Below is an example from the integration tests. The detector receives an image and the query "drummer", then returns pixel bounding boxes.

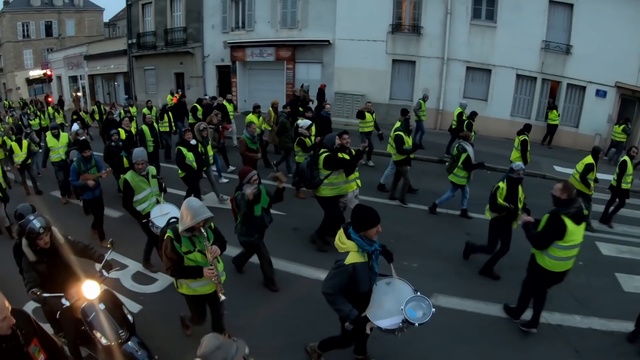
[120,147,167,273]
[306,204,394,360]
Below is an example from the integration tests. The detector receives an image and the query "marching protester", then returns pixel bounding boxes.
[272,104,294,176]
[387,108,420,207]
[9,130,44,196]
[568,146,603,233]
[540,104,560,148]
[176,128,204,200]
[138,114,162,174]
[510,123,532,166]
[265,100,280,155]
[103,129,132,194]
[142,100,158,124]
[118,116,137,155]
[356,101,383,167]
[245,103,273,168]
[222,94,238,147]
[194,122,230,203]
[158,104,174,162]
[163,197,230,337]
[463,162,530,280]
[503,180,586,333]
[599,146,638,228]
[206,110,235,177]
[101,111,120,144]
[413,94,429,147]
[189,97,205,130]
[90,100,107,144]
[315,102,333,140]
[41,123,72,204]
[445,100,467,156]
[463,111,478,144]
[0,160,12,239]
[238,122,262,170]
[231,167,285,293]
[428,131,485,218]
[120,147,167,273]
[306,204,394,360]
[292,119,317,199]
[604,117,631,164]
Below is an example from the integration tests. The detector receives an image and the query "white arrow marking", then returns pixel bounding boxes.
[552,165,614,181]
[165,187,287,215]
[49,190,125,218]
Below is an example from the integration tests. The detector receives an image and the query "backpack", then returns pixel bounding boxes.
[297,149,332,190]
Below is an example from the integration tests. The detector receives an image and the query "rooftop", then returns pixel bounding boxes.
[1,0,103,12]
[108,6,126,22]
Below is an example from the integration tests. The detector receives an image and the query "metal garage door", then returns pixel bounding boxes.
[247,62,285,110]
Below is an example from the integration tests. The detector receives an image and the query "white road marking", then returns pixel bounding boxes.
[591,203,640,219]
[429,293,633,333]
[590,222,640,238]
[595,242,640,261]
[615,274,640,294]
[553,166,614,181]
[165,187,287,215]
[592,192,640,206]
[49,190,125,218]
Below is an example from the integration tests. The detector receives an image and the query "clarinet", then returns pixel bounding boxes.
[201,228,226,302]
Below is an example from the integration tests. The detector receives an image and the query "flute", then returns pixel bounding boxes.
[201,228,226,302]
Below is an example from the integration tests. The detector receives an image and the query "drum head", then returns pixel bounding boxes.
[366,277,416,330]
[402,294,434,325]
[150,203,180,234]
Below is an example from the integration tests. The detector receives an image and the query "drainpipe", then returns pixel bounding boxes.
[126,0,136,104]
[201,5,207,96]
[435,0,452,130]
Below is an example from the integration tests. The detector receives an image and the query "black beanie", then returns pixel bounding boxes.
[400,108,410,117]
[351,204,381,233]
[77,139,92,153]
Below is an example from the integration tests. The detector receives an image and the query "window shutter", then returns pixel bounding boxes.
[221,0,229,33]
[17,23,23,40]
[40,21,45,38]
[246,0,255,31]
[290,0,298,28]
[53,20,58,37]
[280,0,290,28]
[30,22,36,39]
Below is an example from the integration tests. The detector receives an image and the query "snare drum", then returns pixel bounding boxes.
[365,277,435,330]
[149,203,180,235]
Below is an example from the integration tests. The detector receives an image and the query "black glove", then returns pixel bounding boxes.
[380,244,394,264]
[102,260,114,272]
[377,132,384,142]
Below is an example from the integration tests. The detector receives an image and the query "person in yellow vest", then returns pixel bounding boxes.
[194,122,230,203]
[158,104,174,161]
[604,117,631,165]
[462,111,478,144]
[568,146,602,233]
[120,148,167,273]
[3,98,14,112]
[0,161,12,239]
[163,197,230,336]
[103,129,131,194]
[138,114,162,174]
[47,104,67,132]
[166,89,176,108]
[38,105,50,134]
[41,123,72,204]
[503,180,586,333]
[412,93,429,148]
[355,101,383,167]
[311,131,366,252]
[599,146,638,228]
[245,103,273,169]
[510,123,532,166]
[9,132,43,196]
[0,129,11,188]
[463,163,531,280]
[446,100,467,156]
[428,132,485,218]
[6,109,18,126]
[541,104,560,148]
[189,98,205,130]
[387,108,420,207]
[266,100,281,154]
[292,118,318,199]
[272,104,294,175]
[222,94,238,146]
[90,100,107,144]
[141,99,156,125]
[176,128,204,200]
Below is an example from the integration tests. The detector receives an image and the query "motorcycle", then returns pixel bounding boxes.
[39,240,158,359]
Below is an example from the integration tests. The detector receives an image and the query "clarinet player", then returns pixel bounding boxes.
[162,197,232,338]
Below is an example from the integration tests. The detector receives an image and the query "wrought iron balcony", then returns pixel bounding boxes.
[390,23,423,35]
[164,27,187,47]
[542,40,572,55]
[136,31,157,50]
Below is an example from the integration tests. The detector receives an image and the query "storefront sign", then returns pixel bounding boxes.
[246,47,275,61]
[65,55,85,71]
[230,46,297,101]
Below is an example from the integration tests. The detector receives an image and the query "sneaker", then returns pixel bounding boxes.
[218,195,230,203]
[518,320,538,333]
[397,199,409,208]
[212,165,217,171]
[376,183,389,193]
[305,343,324,360]
[502,303,520,322]
[359,160,366,165]
[366,160,374,167]
[219,177,229,184]
[227,166,237,172]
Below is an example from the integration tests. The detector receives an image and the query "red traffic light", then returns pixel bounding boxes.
[45,69,52,76]
[45,95,53,104]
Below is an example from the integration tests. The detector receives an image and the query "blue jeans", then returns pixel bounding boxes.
[214,154,224,177]
[414,120,425,144]
[435,184,470,209]
[160,132,172,160]
[176,121,185,139]
[379,158,396,185]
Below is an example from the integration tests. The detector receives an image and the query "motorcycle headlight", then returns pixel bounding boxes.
[81,280,101,300]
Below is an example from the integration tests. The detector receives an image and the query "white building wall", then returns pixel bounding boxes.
[48,44,89,108]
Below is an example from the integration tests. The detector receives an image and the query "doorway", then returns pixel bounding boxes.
[174,72,185,95]
[536,79,562,122]
[619,96,640,146]
[216,65,231,97]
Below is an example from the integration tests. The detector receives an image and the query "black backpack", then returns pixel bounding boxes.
[296,149,332,190]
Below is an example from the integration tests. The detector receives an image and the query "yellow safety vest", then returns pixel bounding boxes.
[11,140,30,165]
[387,121,414,161]
[415,99,426,121]
[359,112,375,133]
[510,134,530,163]
[166,94,174,107]
[158,112,172,132]
[119,167,160,215]
[176,146,197,177]
[0,166,6,194]
[532,214,585,272]
[453,107,466,129]
[28,117,41,130]
[224,101,235,120]
[464,119,475,142]
[91,105,106,121]
[345,149,361,192]
[141,123,159,152]
[611,124,628,142]
[569,155,596,195]
[45,132,70,163]
[448,146,470,186]
[39,112,50,128]
[49,109,64,125]
[245,113,263,130]
[167,224,226,295]
[142,107,157,122]
[611,155,633,190]
[314,149,356,197]
[484,180,525,228]
[547,110,559,125]
[189,104,203,124]
[294,137,313,163]
[199,142,215,167]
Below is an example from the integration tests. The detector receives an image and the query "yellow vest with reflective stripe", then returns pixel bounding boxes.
[120,167,160,215]
[199,142,215,166]
[224,101,235,120]
[45,132,69,162]
[484,180,525,228]
[142,107,157,122]
[245,113,263,130]
[11,140,30,165]
[415,99,426,121]
[359,112,375,133]
[387,121,414,161]
[314,149,353,197]
[294,136,312,163]
[453,107,466,128]
[569,155,596,194]
[49,109,64,125]
[510,134,530,163]
[141,123,159,152]
[167,225,226,295]
[547,110,559,125]
[611,155,633,189]
[532,214,585,272]
[345,149,361,192]
[176,146,197,177]
[0,166,6,193]
[158,112,172,132]
[166,94,174,107]
[611,124,628,142]
[28,117,40,130]
[189,104,203,124]
[447,147,469,185]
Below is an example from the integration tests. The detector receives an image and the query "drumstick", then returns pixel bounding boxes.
[142,211,171,222]
[390,264,398,279]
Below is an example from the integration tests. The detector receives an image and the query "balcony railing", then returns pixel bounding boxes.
[390,23,423,35]
[136,31,157,50]
[542,40,572,55]
[164,27,187,47]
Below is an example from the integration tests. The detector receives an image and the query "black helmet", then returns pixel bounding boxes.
[14,203,37,223]
[23,216,52,245]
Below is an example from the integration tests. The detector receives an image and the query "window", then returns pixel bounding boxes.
[17,21,35,40]
[561,84,585,128]
[221,0,255,33]
[280,0,299,29]
[392,0,422,34]
[389,60,416,102]
[536,79,561,121]
[463,67,491,101]
[171,0,183,27]
[472,0,497,22]
[23,49,34,69]
[40,20,58,38]
[66,19,75,36]
[144,68,157,94]
[295,63,322,101]
[142,2,154,32]
[510,75,536,119]
[544,1,573,54]
[42,47,55,62]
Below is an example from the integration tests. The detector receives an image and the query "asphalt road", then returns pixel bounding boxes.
[1,137,640,359]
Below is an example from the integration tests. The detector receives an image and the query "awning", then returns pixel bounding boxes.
[224,38,332,48]
[615,81,640,93]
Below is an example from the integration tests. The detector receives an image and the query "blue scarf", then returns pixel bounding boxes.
[348,226,381,282]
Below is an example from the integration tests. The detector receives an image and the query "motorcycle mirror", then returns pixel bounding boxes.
[107,239,114,249]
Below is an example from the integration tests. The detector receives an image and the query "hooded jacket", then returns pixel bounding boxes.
[175,137,204,177]
[275,111,293,150]
[194,121,215,167]
[103,134,131,174]
[233,177,284,240]
[69,152,105,199]
[321,224,376,322]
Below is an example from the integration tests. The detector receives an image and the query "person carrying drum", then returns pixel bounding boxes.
[306,203,394,360]
[120,147,167,273]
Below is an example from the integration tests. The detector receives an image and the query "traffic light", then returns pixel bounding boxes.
[46,69,53,83]
[45,94,53,105]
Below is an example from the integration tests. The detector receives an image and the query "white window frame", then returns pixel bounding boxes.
[471,0,497,23]
[40,20,58,38]
[65,19,76,36]
[17,21,36,40]
[392,0,423,33]
[170,0,184,27]
[42,47,56,63]
[389,60,416,102]
[144,67,157,94]
[510,75,536,119]
[221,0,255,33]
[463,67,492,102]
[142,2,154,32]
[23,49,34,69]
[280,0,299,29]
